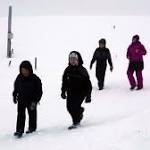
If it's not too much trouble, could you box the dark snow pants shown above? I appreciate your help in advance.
[67,96,84,125]
[96,65,106,89]
[16,102,37,133]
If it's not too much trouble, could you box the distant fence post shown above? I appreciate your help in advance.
[8,60,12,67]
[7,6,13,58]
[35,57,37,70]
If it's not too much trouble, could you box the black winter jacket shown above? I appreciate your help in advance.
[61,65,92,99]
[13,74,43,104]
[90,47,113,69]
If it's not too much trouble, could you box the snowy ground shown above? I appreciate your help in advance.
[0,16,150,150]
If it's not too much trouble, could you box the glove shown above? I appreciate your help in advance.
[110,66,113,72]
[61,92,66,99]
[13,97,17,104]
[85,96,91,103]
[13,94,18,104]
[30,102,37,110]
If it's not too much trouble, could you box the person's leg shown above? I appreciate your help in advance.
[67,98,84,125]
[136,70,143,89]
[27,105,37,132]
[67,101,77,125]
[127,68,136,89]
[96,67,106,90]
[16,103,26,133]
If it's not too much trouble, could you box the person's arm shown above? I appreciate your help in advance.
[12,75,20,104]
[82,68,92,103]
[126,45,131,59]
[90,50,97,69]
[107,49,113,71]
[61,68,68,99]
[34,76,43,103]
[140,44,147,55]
[85,78,92,103]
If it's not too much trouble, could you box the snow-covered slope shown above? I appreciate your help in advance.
[0,16,150,150]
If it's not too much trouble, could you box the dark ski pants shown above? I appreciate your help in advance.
[67,98,84,125]
[16,103,37,133]
[127,68,143,89]
[96,67,106,89]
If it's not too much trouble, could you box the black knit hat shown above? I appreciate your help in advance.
[20,60,33,74]
[132,35,139,41]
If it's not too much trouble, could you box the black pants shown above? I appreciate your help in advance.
[96,66,106,89]
[67,96,84,125]
[16,103,37,133]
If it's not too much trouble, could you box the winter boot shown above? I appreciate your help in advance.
[14,132,23,138]
[130,86,136,90]
[26,130,35,134]
[68,123,80,130]
[136,87,143,90]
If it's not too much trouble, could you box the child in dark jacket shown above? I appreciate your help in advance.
[127,35,147,90]
[13,60,43,138]
[90,39,113,90]
[61,51,92,129]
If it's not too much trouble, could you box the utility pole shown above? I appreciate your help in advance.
[7,6,13,58]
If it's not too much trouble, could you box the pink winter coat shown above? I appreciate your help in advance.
[127,41,146,62]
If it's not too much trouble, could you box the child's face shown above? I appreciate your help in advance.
[21,68,30,77]
[132,38,137,43]
[99,43,105,48]
[69,57,79,66]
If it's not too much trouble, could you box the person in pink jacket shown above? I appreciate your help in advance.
[127,35,147,90]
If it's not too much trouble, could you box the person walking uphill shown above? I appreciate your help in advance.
[90,39,113,90]
[127,35,147,90]
[13,61,43,138]
[61,51,92,129]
